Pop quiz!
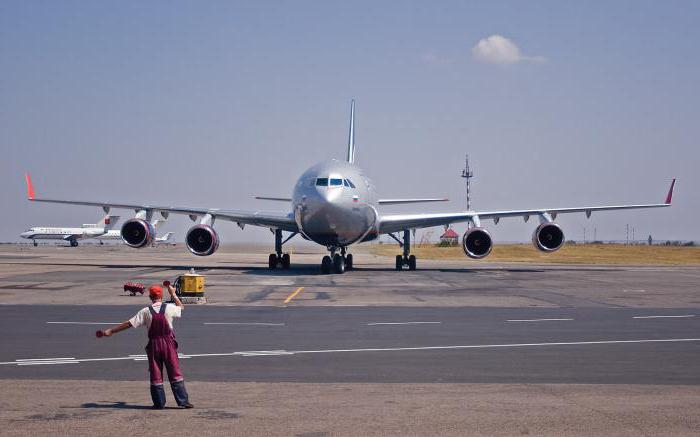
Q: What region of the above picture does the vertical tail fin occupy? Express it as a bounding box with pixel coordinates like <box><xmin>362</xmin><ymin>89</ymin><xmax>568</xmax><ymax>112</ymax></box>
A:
<box><xmin>103</xmin><ymin>215</ymin><xmax>120</xmax><ymax>231</ymax></box>
<box><xmin>346</xmin><ymin>100</ymin><xmax>355</xmax><ymax>163</ymax></box>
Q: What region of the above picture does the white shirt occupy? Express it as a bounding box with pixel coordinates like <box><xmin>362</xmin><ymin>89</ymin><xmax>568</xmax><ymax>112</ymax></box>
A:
<box><xmin>129</xmin><ymin>302</ymin><xmax>182</xmax><ymax>333</ymax></box>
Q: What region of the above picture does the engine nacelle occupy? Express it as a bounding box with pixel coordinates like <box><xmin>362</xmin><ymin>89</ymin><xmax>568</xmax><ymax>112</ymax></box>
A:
<box><xmin>462</xmin><ymin>227</ymin><xmax>493</xmax><ymax>259</ymax></box>
<box><xmin>185</xmin><ymin>224</ymin><xmax>219</xmax><ymax>256</ymax></box>
<box><xmin>532</xmin><ymin>222</ymin><xmax>565</xmax><ymax>252</ymax></box>
<box><xmin>121</xmin><ymin>219</ymin><xmax>155</xmax><ymax>248</ymax></box>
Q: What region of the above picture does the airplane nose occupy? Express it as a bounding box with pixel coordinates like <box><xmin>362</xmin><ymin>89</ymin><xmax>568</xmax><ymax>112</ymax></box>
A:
<box><xmin>316</xmin><ymin>187</ymin><xmax>341</xmax><ymax>203</ymax></box>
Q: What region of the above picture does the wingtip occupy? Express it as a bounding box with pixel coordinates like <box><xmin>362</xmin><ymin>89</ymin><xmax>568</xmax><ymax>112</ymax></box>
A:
<box><xmin>665</xmin><ymin>178</ymin><xmax>676</xmax><ymax>205</ymax></box>
<box><xmin>24</xmin><ymin>173</ymin><xmax>35</xmax><ymax>200</ymax></box>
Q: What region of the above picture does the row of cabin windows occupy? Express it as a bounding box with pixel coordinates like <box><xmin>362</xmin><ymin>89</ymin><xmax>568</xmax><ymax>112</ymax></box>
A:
<box><xmin>315</xmin><ymin>177</ymin><xmax>356</xmax><ymax>188</ymax></box>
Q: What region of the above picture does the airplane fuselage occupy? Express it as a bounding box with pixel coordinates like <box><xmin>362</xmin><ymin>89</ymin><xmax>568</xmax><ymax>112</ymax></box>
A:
<box><xmin>293</xmin><ymin>160</ymin><xmax>379</xmax><ymax>247</ymax></box>
<box><xmin>20</xmin><ymin>227</ymin><xmax>104</xmax><ymax>240</ymax></box>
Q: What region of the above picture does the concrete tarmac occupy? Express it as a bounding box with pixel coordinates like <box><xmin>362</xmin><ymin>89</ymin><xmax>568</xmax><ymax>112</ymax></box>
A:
<box><xmin>1</xmin><ymin>245</ymin><xmax>700</xmax><ymax>435</ymax></box>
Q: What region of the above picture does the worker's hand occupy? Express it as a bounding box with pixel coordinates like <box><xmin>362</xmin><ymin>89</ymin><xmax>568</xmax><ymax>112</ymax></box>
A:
<box><xmin>167</xmin><ymin>285</ymin><xmax>176</xmax><ymax>296</ymax></box>
<box><xmin>103</xmin><ymin>329</ymin><xmax>112</xmax><ymax>337</ymax></box>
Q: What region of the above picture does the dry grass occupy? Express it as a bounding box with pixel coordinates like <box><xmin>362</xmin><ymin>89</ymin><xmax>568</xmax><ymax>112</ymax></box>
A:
<box><xmin>371</xmin><ymin>243</ymin><xmax>700</xmax><ymax>265</ymax></box>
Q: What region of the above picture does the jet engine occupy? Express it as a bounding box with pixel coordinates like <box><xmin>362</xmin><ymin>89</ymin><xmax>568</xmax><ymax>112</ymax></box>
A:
<box><xmin>532</xmin><ymin>222</ymin><xmax>565</xmax><ymax>252</ymax></box>
<box><xmin>462</xmin><ymin>227</ymin><xmax>493</xmax><ymax>259</ymax></box>
<box><xmin>121</xmin><ymin>219</ymin><xmax>155</xmax><ymax>248</ymax></box>
<box><xmin>185</xmin><ymin>224</ymin><xmax>219</xmax><ymax>256</ymax></box>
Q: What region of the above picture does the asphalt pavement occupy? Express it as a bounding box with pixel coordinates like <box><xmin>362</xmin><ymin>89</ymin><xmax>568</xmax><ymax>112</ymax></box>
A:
<box><xmin>2</xmin><ymin>305</ymin><xmax>698</xmax><ymax>384</ymax></box>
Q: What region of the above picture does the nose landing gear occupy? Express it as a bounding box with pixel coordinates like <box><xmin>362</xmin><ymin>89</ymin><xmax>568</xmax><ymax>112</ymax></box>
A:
<box><xmin>321</xmin><ymin>247</ymin><xmax>352</xmax><ymax>274</ymax></box>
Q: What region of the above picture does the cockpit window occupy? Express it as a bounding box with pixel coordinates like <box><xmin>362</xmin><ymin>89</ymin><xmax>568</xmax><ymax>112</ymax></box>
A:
<box><xmin>343</xmin><ymin>179</ymin><xmax>350</xmax><ymax>187</ymax></box>
<box><xmin>330</xmin><ymin>178</ymin><xmax>343</xmax><ymax>186</ymax></box>
<box><xmin>345</xmin><ymin>179</ymin><xmax>356</xmax><ymax>188</ymax></box>
<box><xmin>316</xmin><ymin>178</ymin><xmax>328</xmax><ymax>186</ymax></box>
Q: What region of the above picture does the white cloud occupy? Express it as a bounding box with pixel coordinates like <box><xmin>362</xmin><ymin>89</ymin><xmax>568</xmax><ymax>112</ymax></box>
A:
<box><xmin>471</xmin><ymin>35</ymin><xmax>546</xmax><ymax>65</ymax></box>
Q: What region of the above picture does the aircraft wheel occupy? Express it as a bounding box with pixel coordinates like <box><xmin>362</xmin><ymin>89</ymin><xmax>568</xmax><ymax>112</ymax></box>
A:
<box><xmin>268</xmin><ymin>254</ymin><xmax>278</xmax><ymax>269</ymax></box>
<box><xmin>281</xmin><ymin>253</ymin><xmax>291</xmax><ymax>269</ymax></box>
<box><xmin>321</xmin><ymin>255</ymin><xmax>332</xmax><ymax>274</ymax></box>
<box><xmin>395</xmin><ymin>255</ymin><xmax>403</xmax><ymax>271</ymax></box>
<box><xmin>333</xmin><ymin>254</ymin><xmax>345</xmax><ymax>274</ymax></box>
<box><xmin>408</xmin><ymin>255</ymin><xmax>417</xmax><ymax>271</ymax></box>
<box><xmin>33</xmin><ymin>241</ymin><xmax>38</xmax><ymax>247</ymax></box>
<box><xmin>345</xmin><ymin>254</ymin><xmax>353</xmax><ymax>270</ymax></box>
<box><xmin>70</xmin><ymin>240</ymin><xmax>79</xmax><ymax>247</ymax></box>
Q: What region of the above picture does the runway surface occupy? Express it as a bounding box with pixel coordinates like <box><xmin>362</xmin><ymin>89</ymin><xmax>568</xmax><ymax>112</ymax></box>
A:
<box><xmin>2</xmin><ymin>305</ymin><xmax>699</xmax><ymax>384</ymax></box>
<box><xmin>2</xmin><ymin>247</ymin><xmax>700</xmax><ymax>435</ymax></box>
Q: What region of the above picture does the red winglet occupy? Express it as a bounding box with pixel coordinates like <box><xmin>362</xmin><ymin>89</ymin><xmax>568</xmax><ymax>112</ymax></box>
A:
<box><xmin>665</xmin><ymin>178</ymin><xmax>676</xmax><ymax>205</ymax></box>
<box><xmin>25</xmin><ymin>173</ymin><xmax>35</xmax><ymax>200</ymax></box>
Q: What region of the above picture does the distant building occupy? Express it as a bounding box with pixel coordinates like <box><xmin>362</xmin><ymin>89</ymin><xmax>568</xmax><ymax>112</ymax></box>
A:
<box><xmin>439</xmin><ymin>228</ymin><xmax>459</xmax><ymax>246</ymax></box>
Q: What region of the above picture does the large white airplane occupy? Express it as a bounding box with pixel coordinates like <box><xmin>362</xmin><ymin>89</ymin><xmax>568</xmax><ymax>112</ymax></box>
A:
<box><xmin>20</xmin><ymin>215</ymin><xmax>121</xmax><ymax>247</ymax></box>
<box><xmin>25</xmin><ymin>101</ymin><xmax>675</xmax><ymax>273</ymax></box>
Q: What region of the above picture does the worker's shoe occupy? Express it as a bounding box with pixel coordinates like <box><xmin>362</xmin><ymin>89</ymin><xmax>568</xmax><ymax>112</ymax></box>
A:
<box><xmin>150</xmin><ymin>384</ymin><xmax>166</xmax><ymax>409</ymax></box>
<box><xmin>171</xmin><ymin>380</ymin><xmax>194</xmax><ymax>409</ymax></box>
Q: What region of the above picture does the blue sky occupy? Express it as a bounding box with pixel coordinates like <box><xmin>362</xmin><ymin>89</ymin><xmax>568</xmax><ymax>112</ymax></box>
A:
<box><xmin>1</xmin><ymin>1</ymin><xmax>698</xmax><ymax>244</ymax></box>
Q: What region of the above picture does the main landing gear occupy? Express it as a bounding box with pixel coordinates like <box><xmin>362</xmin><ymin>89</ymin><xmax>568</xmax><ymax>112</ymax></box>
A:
<box><xmin>393</xmin><ymin>229</ymin><xmax>416</xmax><ymax>271</ymax></box>
<box><xmin>268</xmin><ymin>229</ymin><xmax>295</xmax><ymax>270</ymax></box>
<box><xmin>321</xmin><ymin>247</ymin><xmax>353</xmax><ymax>274</ymax></box>
<box><xmin>69</xmin><ymin>239</ymin><xmax>79</xmax><ymax>248</ymax></box>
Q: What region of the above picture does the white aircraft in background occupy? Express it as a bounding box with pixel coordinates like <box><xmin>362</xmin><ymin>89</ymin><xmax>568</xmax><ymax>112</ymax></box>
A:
<box><xmin>24</xmin><ymin>101</ymin><xmax>675</xmax><ymax>273</ymax></box>
<box><xmin>20</xmin><ymin>215</ymin><xmax>121</xmax><ymax>247</ymax></box>
<box><xmin>21</xmin><ymin>217</ymin><xmax>173</xmax><ymax>247</ymax></box>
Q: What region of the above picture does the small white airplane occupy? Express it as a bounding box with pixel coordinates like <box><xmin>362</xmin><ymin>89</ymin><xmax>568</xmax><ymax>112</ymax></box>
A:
<box><xmin>24</xmin><ymin>101</ymin><xmax>675</xmax><ymax>273</ymax></box>
<box><xmin>20</xmin><ymin>215</ymin><xmax>121</xmax><ymax>247</ymax></box>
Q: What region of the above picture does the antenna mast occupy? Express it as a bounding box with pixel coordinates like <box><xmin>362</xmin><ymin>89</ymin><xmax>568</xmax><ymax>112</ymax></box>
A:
<box><xmin>461</xmin><ymin>154</ymin><xmax>474</xmax><ymax>228</ymax></box>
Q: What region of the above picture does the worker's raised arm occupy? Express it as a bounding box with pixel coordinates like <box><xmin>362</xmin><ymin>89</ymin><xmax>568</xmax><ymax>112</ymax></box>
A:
<box><xmin>102</xmin><ymin>321</ymin><xmax>132</xmax><ymax>337</ymax></box>
<box><xmin>166</xmin><ymin>284</ymin><xmax>184</xmax><ymax>309</ymax></box>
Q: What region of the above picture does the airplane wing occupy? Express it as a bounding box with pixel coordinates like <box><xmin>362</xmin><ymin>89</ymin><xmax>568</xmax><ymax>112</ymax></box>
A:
<box><xmin>255</xmin><ymin>196</ymin><xmax>292</xmax><ymax>202</ymax></box>
<box><xmin>25</xmin><ymin>174</ymin><xmax>298</xmax><ymax>232</ymax></box>
<box><xmin>378</xmin><ymin>198</ymin><xmax>449</xmax><ymax>205</ymax></box>
<box><xmin>378</xmin><ymin>179</ymin><xmax>675</xmax><ymax>235</ymax></box>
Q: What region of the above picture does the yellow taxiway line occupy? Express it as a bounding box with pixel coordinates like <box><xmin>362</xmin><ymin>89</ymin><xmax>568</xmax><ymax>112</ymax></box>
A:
<box><xmin>284</xmin><ymin>287</ymin><xmax>305</xmax><ymax>304</ymax></box>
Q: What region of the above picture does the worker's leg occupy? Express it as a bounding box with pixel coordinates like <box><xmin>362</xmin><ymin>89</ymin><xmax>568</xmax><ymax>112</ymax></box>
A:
<box><xmin>170</xmin><ymin>380</ymin><xmax>193</xmax><ymax>408</ymax></box>
<box><xmin>164</xmin><ymin>342</ymin><xmax>193</xmax><ymax>408</ymax></box>
<box><xmin>147</xmin><ymin>347</ymin><xmax>166</xmax><ymax>409</ymax></box>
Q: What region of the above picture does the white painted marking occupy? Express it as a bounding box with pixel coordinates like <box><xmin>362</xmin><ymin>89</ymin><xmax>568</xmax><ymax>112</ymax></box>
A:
<box><xmin>633</xmin><ymin>315</ymin><xmax>695</xmax><ymax>319</ymax></box>
<box><xmin>46</xmin><ymin>322</ymin><xmax>120</xmax><ymax>325</ymax></box>
<box><xmin>204</xmin><ymin>322</ymin><xmax>285</xmax><ymax>326</ymax></box>
<box><xmin>3</xmin><ymin>338</ymin><xmax>698</xmax><ymax>366</ymax></box>
<box><xmin>16</xmin><ymin>357</ymin><xmax>75</xmax><ymax>361</ymax></box>
<box><xmin>367</xmin><ymin>321</ymin><xmax>442</xmax><ymax>326</ymax></box>
<box><xmin>506</xmin><ymin>318</ymin><xmax>574</xmax><ymax>322</ymax></box>
<box><xmin>234</xmin><ymin>350</ymin><xmax>294</xmax><ymax>357</ymax></box>
<box><xmin>17</xmin><ymin>360</ymin><xmax>80</xmax><ymax>366</ymax></box>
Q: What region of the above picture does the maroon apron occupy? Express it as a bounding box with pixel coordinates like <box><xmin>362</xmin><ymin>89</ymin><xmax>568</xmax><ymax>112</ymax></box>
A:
<box><xmin>146</xmin><ymin>303</ymin><xmax>183</xmax><ymax>385</ymax></box>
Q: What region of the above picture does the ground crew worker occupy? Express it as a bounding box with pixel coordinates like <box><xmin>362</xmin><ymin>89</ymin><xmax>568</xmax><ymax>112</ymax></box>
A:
<box><xmin>99</xmin><ymin>282</ymin><xmax>194</xmax><ymax>409</ymax></box>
